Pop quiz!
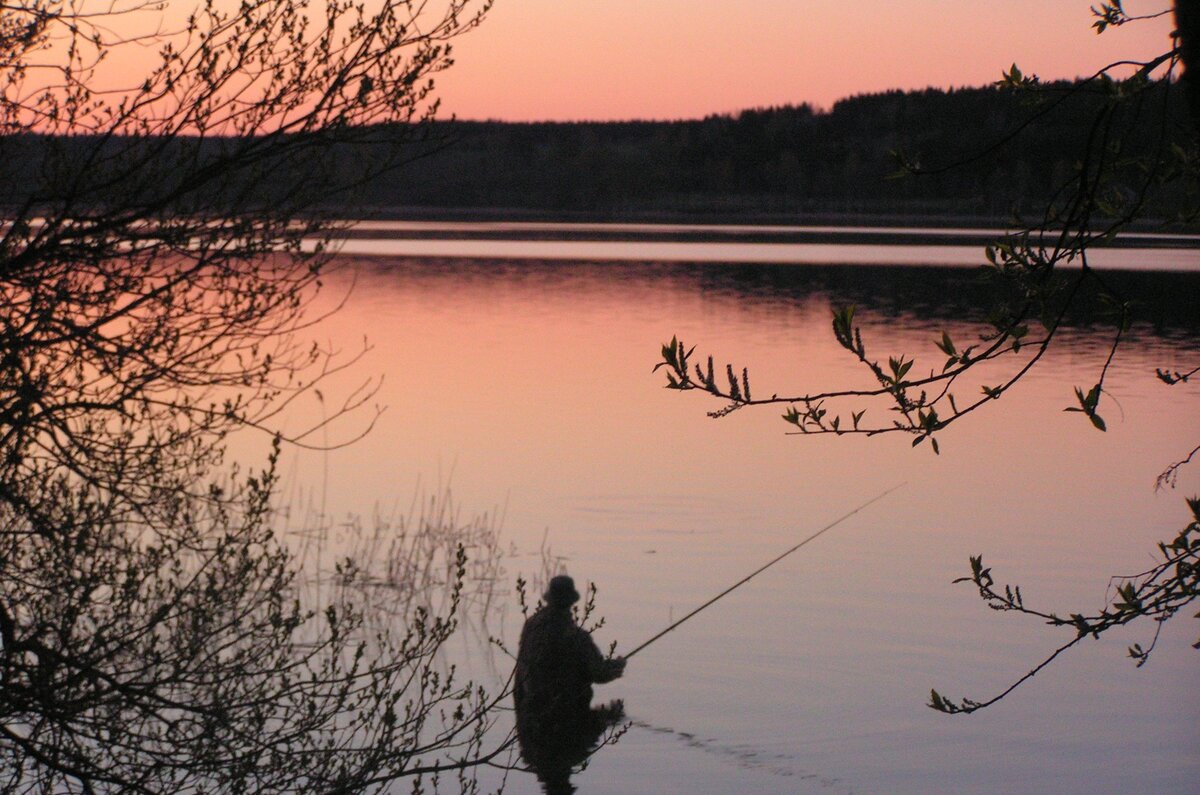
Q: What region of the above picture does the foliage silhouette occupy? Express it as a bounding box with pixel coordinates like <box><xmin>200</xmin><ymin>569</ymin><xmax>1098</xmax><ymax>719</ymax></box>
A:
<box><xmin>656</xmin><ymin>2</ymin><xmax>1200</xmax><ymax>712</ymax></box>
<box><xmin>0</xmin><ymin>2</ymin><xmax>529</xmax><ymax>792</ymax></box>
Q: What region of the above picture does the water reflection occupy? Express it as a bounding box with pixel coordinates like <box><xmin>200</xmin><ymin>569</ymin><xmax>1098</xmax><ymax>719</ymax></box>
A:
<box><xmin>348</xmin><ymin>256</ymin><xmax>1200</xmax><ymax>333</ymax></box>
<box><xmin>295</xmin><ymin>256</ymin><xmax>1200</xmax><ymax>794</ymax></box>
<box><xmin>516</xmin><ymin>700</ymin><xmax>625</xmax><ymax>794</ymax></box>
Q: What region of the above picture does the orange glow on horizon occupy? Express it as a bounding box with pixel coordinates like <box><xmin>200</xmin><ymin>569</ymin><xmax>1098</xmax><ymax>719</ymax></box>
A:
<box><xmin>435</xmin><ymin>0</ymin><xmax>1179</xmax><ymax>121</ymax></box>
<box><xmin>11</xmin><ymin>2</ymin><xmax>1179</xmax><ymax>126</ymax></box>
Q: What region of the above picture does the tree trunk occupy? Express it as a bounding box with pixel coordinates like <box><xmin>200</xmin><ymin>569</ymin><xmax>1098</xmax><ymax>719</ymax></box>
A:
<box><xmin>1177</xmin><ymin>0</ymin><xmax>1200</xmax><ymax>136</ymax></box>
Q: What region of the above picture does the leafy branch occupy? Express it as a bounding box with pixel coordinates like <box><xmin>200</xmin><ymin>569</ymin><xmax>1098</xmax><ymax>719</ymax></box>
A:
<box><xmin>657</xmin><ymin>5</ymin><xmax>1199</xmax><ymax>714</ymax></box>
<box><xmin>656</xmin><ymin>258</ymin><xmax>1109</xmax><ymax>456</ymax></box>
<box><xmin>931</xmin><ymin>498</ymin><xmax>1200</xmax><ymax>714</ymax></box>
<box><xmin>1091</xmin><ymin>1</ymin><xmax>1175</xmax><ymax>35</ymax></box>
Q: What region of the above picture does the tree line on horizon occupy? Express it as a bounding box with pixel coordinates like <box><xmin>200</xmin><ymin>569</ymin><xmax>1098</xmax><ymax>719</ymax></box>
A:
<box><xmin>386</xmin><ymin>79</ymin><xmax>1192</xmax><ymax>220</ymax></box>
<box><xmin>4</xmin><ymin>79</ymin><xmax>1192</xmax><ymax>223</ymax></box>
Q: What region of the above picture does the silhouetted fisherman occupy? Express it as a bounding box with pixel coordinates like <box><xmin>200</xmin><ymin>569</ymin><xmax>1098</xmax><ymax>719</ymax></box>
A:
<box><xmin>514</xmin><ymin>575</ymin><xmax>626</xmax><ymax>794</ymax></box>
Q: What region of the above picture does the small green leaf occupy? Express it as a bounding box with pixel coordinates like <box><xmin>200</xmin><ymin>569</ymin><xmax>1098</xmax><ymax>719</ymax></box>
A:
<box><xmin>936</xmin><ymin>331</ymin><xmax>957</xmax><ymax>356</ymax></box>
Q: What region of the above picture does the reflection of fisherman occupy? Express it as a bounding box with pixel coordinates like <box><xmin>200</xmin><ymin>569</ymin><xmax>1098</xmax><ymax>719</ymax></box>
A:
<box><xmin>514</xmin><ymin>575</ymin><xmax>626</xmax><ymax>794</ymax></box>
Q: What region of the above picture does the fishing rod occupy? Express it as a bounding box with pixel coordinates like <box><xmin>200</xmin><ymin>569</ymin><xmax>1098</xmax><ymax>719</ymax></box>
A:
<box><xmin>623</xmin><ymin>482</ymin><xmax>905</xmax><ymax>659</ymax></box>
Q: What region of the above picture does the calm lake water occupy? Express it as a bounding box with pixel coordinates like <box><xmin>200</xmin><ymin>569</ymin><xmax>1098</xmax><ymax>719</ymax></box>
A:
<box><xmin>275</xmin><ymin>229</ymin><xmax>1199</xmax><ymax>795</ymax></box>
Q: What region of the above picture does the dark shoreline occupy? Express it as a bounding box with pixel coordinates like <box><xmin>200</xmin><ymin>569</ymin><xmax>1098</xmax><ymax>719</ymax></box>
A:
<box><xmin>329</xmin><ymin>210</ymin><xmax>1200</xmax><ymax>250</ymax></box>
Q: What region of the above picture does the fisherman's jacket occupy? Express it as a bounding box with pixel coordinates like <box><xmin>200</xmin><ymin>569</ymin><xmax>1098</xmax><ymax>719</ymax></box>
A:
<box><xmin>514</xmin><ymin>606</ymin><xmax>617</xmax><ymax>716</ymax></box>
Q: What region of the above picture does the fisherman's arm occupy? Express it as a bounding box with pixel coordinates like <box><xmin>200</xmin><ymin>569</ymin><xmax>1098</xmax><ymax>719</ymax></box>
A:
<box><xmin>579</xmin><ymin>631</ymin><xmax>626</xmax><ymax>683</ymax></box>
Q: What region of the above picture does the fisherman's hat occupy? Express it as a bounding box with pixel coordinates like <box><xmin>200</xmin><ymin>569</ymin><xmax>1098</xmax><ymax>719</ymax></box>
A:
<box><xmin>544</xmin><ymin>575</ymin><xmax>580</xmax><ymax>607</ymax></box>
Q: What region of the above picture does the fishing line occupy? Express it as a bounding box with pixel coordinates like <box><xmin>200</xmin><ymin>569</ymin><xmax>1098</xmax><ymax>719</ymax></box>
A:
<box><xmin>624</xmin><ymin>482</ymin><xmax>905</xmax><ymax>659</ymax></box>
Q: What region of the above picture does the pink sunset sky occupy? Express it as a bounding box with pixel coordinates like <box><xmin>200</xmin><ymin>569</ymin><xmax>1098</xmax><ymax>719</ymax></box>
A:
<box><xmin>435</xmin><ymin>0</ymin><xmax>1178</xmax><ymax>121</ymax></box>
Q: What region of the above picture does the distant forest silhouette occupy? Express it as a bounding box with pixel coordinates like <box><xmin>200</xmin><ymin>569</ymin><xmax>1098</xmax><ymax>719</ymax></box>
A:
<box><xmin>5</xmin><ymin>81</ymin><xmax>1190</xmax><ymax>223</ymax></box>
<box><xmin>384</xmin><ymin>80</ymin><xmax>1189</xmax><ymax>222</ymax></box>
